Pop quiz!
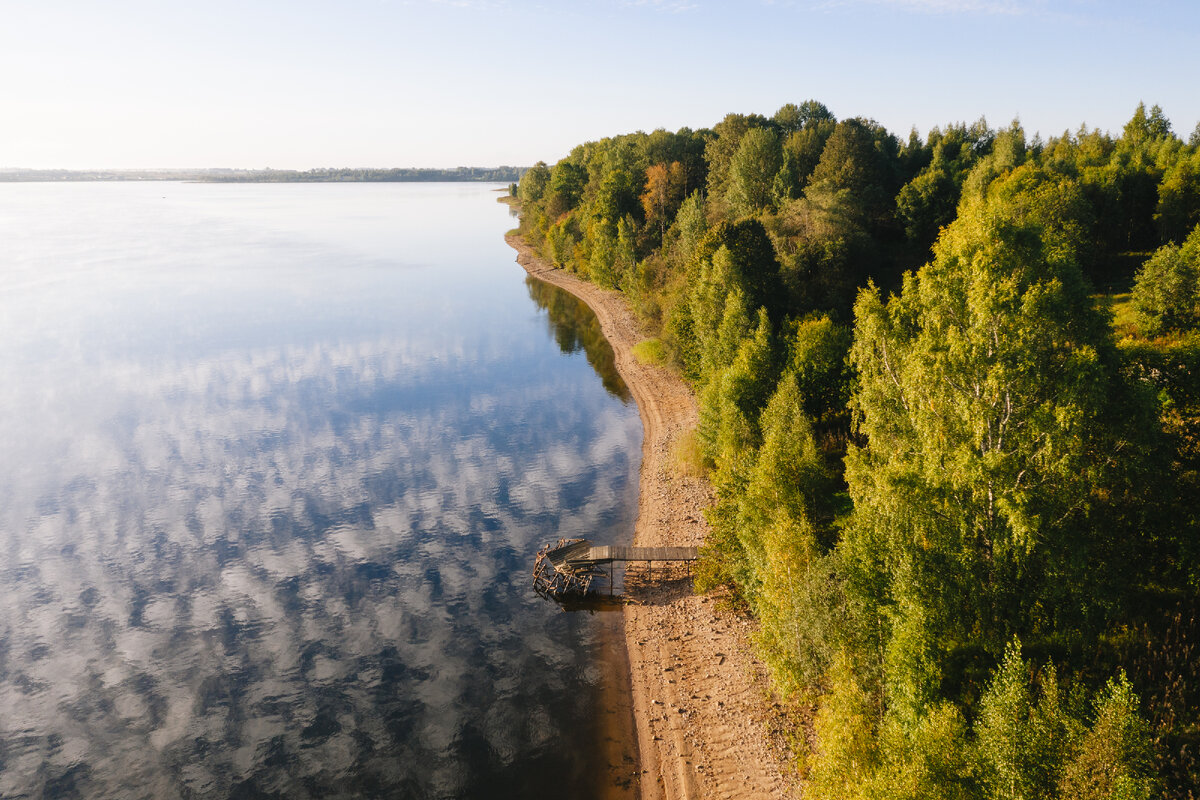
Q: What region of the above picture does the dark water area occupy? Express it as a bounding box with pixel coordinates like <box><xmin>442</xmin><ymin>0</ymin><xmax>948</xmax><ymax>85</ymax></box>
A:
<box><xmin>524</xmin><ymin>277</ymin><xmax>630</xmax><ymax>405</ymax></box>
<box><xmin>0</xmin><ymin>184</ymin><xmax>642</xmax><ymax>798</ymax></box>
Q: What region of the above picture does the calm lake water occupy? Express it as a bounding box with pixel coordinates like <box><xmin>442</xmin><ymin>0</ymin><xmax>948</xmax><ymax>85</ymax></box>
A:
<box><xmin>0</xmin><ymin>183</ymin><xmax>642</xmax><ymax>799</ymax></box>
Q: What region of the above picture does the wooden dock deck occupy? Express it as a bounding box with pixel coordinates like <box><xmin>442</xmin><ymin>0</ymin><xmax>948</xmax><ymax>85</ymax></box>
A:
<box><xmin>566</xmin><ymin>544</ymin><xmax>699</xmax><ymax>564</ymax></box>
<box><xmin>534</xmin><ymin>538</ymin><xmax>698</xmax><ymax>597</ymax></box>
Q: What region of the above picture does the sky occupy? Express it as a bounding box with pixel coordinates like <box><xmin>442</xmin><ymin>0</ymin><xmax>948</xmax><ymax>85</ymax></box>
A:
<box><xmin>1</xmin><ymin>0</ymin><xmax>1197</xmax><ymax>169</ymax></box>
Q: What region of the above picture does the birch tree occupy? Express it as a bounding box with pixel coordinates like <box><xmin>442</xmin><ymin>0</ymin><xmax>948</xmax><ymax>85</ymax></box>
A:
<box><xmin>842</xmin><ymin>183</ymin><xmax>1156</xmax><ymax>716</ymax></box>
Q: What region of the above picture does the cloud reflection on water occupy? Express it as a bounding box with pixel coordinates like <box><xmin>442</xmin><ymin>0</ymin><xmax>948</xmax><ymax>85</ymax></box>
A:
<box><xmin>0</xmin><ymin>184</ymin><xmax>641</xmax><ymax>799</ymax></box>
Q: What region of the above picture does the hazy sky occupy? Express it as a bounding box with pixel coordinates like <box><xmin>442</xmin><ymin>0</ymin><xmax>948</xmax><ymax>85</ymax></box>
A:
<box><xmin>2</xmin><ymin>0</ymin><xmax>1196</xmax><ymax>169</ymax></box>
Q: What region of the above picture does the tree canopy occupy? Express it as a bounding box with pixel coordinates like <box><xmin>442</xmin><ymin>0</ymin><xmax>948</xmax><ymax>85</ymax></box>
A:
<box><xmin>513</xmin><ymin>100</ymin><xmax>1200</xmax><ymax>798</ymax></box>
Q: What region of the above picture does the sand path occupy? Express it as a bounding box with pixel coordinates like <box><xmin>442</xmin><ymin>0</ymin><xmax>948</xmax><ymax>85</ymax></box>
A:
<box><xmin>504</xmin><ymin>227</ymin><xmax>797</xmax><ymax>800</ymax></box>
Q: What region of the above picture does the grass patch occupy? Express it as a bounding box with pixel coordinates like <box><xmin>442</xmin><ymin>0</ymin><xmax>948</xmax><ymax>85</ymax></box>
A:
<box><xmin>670</xmin><ymin>428</ymin><xmax>707</xmax><ymax>478</ymax></box>
<box><xmin>632</xmin><ymin>337</ymin><xmax>666</xmax><ymax>365</ymax></box>
<box><xmin>1099</xmin><ymin>292</ymin><xmax>1141</xmax><ymax>340</ymax></box>
<box><xmin>1100</xmin><ymin>291</ymin><xmax>1200</xmax><ymax>348</ymax></box>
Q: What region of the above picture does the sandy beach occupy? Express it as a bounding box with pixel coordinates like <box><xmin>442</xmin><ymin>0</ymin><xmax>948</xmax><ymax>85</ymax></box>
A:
<box><xmin>503</xmin><ymin>220</ymin><xmax>798</xmax><ymax>800</ymax></box>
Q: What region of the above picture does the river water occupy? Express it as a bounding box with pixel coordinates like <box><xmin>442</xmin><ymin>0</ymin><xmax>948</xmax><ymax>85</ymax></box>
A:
<box><xmin>0</xmin><ymin>183</ymin><xmax>642</xmax><ymax>799</ymax></box>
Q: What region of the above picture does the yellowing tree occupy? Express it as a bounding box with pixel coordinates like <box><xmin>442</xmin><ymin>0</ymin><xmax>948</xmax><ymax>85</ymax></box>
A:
<box><xmin>640</xmin><ymin>161</ymin><xmax>686</xmax><ymax>242</ymax></box>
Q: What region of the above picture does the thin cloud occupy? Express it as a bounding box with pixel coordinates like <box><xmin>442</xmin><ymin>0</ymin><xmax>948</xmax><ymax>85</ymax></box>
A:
<box><xmin>620</xmin><ymin>0</ymin><xmax>701</xmax><ymax>11</ymax></box>
<box><xmin>403</xmin><ymin>0</ymin><xmax>513</xmax><ymax>9</ymax></box>
<box><xmin>807</xmin><ymin>0</ymin><xmax>1031</xmax><ymax>13</ymax></box>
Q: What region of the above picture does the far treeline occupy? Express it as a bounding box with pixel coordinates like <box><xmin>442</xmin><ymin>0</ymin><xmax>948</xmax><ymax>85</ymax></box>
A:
<box><xmin>0</xmin><ymin>166</ymin><xmax>526</xmax><ymax>183</ymax></box>
<box><xmin>513</xmin><ymin>101</ymin><xmax>1200</xmax><ymax>799</ymax></box>
<box><xmin>201</xmin><ymin>166</ymin><xmax>526</xmax><ymax>183</ymax></box>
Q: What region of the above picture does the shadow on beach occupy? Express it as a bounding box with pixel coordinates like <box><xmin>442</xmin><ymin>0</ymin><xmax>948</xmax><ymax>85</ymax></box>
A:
<box><xmin>534</xmin><ymin>562</ymin><xmax>696</xmax><ymax>611</ymax></box>
<box><xmin>621</xmin><ymin>563</ymin><xmax>696</xmax><ymax>607</ymax></box>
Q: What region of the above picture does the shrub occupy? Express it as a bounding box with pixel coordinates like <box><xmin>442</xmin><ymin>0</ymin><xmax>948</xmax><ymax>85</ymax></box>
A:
<box><xmin>1132</xmin><ymin>225</ymin><xmax>1200</xmax><ymax>336</ymax></box>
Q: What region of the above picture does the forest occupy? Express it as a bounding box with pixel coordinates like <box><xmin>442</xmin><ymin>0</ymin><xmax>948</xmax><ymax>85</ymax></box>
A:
<box><xmin>513</xmin><ymin>101</ymin><xmax>1200</xmax><ymax>799</ymax></box>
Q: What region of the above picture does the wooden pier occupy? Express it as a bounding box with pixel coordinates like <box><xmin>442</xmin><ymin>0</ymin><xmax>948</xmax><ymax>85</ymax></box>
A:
<box><xmin>532</xmin><ymin>538</ymin><xmax>699</xmax><ymax>597</ymax></box>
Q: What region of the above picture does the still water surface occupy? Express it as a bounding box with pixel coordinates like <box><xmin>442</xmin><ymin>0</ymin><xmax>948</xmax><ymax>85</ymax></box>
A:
<box><xmin>0</xmin><ymin>183</ymin><xmax>641</xmax><ymax>798</ymax></box>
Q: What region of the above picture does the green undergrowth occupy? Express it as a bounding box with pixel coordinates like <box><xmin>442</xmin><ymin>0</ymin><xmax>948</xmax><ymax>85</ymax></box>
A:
<box><xmin>632</xmin><ymin>337</ymin><xmax>666</xmax><ymax>365</ymax></box>
<box><xmin>669</xmin><ymin>427</ymin><xmax>707</xmax><ymax>478</ymax></box>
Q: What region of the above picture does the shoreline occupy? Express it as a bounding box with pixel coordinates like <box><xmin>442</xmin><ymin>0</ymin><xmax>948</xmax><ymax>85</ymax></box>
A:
<box><xmin>502</xmin><ymin>219</ymin><xmax>797</xmax><ymax>799</ymax></box>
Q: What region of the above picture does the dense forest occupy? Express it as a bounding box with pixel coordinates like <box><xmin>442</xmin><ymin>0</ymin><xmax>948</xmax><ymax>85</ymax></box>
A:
<box><xmin>513</xmin><ymin>101</ymin><xmax>1200</xmax><ymax>799</ymax></box>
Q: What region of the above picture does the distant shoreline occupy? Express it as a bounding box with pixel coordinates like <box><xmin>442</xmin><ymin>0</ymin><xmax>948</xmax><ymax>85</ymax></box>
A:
<box><xmin>0</xmin><ymin>167</ymin><xmax>525</xmax><ymax>183</ymax></box>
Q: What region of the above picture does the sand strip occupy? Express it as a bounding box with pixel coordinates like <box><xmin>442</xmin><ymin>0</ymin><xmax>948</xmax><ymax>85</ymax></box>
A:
<box><xmin>503</xmin><ymin>226</ymin><xmax>797</xmax><ymax>800</ymax></box>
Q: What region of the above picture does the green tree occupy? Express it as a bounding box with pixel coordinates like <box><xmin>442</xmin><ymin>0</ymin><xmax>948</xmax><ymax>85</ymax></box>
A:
<box><xmin>1155</xmin><ymin>149</ymin><xmax>1200</xmax><ymax>243</ymax></box>
<box><xmin>962</xmin><ymin>120</ymin><xmax>1029</xmax><ymax>200</ymax></box>
<box><xmin>615</xmin><ymin>214</ymin><xmax>637</xmax><ymax>285</ymax></box>
<box><xmin>1123</xmin><ymin>102</ymin><xmax>1173</xmax><ymax>148</ymax></box>
<box><xmin>894</xmin><ymin>121</ymin><xmax>990</xmax><ymax>259</ymax></box>
<box><xmin>592</xmin><ymin>167</ymin><xmax>641</xmax><ymax>228</ymax></box>
<box><xmin>843</xmin><ymin>183</ymin><xmax>1155</xmax><ymax>714</ymax></box>
<box><xmin>640</xmin><ymin>126</ymin><xmax>709</xmax><ymax>198</ymax></box>
<box><xmin>896</xmin><ymin>158</ymin><xmax>958</xmax><ymax>251</ymax></box>
<box><xmin>1131</xmin><ymin>225</ymin><xmax>1200</xmax><ymax>335</ymax></box>
<box><xmin>809</xmin><ymin>652</ymin><xmax>881</xmax><ymax>800</ymax></box>
<box><xmin>772</xmin><ymin>102</ymin><xmax>805</xmax><ymax>135</ymax></box>
<box><xmin>663</xmin><ymin>294</ymin><xmax>700</xmax><ymax>381</ymax></box>
<box><xmin>692</xmin><ymin>264</ymin><xmax>752</xmax><ymax>385</ymax></box>
<box><xmin>772</xmin><ymin>99</ymin><xmax>834</xmax><ymax>135</ymax></box>
<box><xmin>976</xmin><ymin>640</ymin><xmax>1073</xmax><ymax>800</ymax></box>
<box><xmin>870</xmin><ymin>702</ymin><xmax>978</xmax><ymax>800</ymax></box>
<box><xmin>785</xmin><ymin>314</ymin><xmax>852</xmax><ymax>426</ymax></box>
<box><xmin>796</xmin><ymin>99</ymin><xmax>836</xmax><ymax>128</ymax></box>
<box><xmin>667</xmin><ymin>190</ymin><xmax>707</xmax><ymax>270</ymax></box>
<box><xmin>985</xmin><ymin>163</ymin><xmax>1096</xmax><ymax>265</ymax></box>
<box><xmin>738</xmin><ymin>372</ymin><xmax>835</xmax><ymax>692</ymax></box>
<box><xmin>808</xmin><ymin>117</ymin><xmax>900</xmax><ymax>228</ymax></box>
<box><xmin>777</xmin><ymin>120</ymin><xmax>837</xmax><ymax>200</ymax></box>
<box><xmin>691</xmin><ymin>218</ymin><xmax>787</xmax><ymax>325</ymax></box>
<box><xmin>711</xmin><ymin>308</ymin><xmax>777</xmax><ymax>458</ymax></box>
<box><xmin>705</xmin><ymin>113</ymin><xmax>773</xmax><ymax>218</ymax></box>
<box><xmin>726</xmin><ymin>127</ymin><xmax>783</xmax><ymax>216</ymax></box>
<box><xmin>769</xmin><ymin>183</ymin><xmax>881</xmax><ymax>314</ymax></box>
<box><xmin>975</xmin><ymin>641</ymin><xmax>1156</xmax><ymax>800</ymax></box>
<box><xmin>544</xmin><ymin>160</ymin><xmax>586</xmax><ymax>219</ymax></box>
<box><xmin>545</xmin><ymin>216</ymin><xmax>579</xmax><ymax>268</ymax></box>
<box><xmin>1085</xmin><ymin>103</ymin><xmax>1182</xmax><ymax>254</ymax></box>
<box><xmin>517</xmin><ymin>161</ymin><xmax>550</xmax><ymax>205</ymax></box>
<box><xmin>1058</xmin><ymin>672</ymin><xmax>1156</xmax><ymax>800</ymax></box>
<box><xmin>587</xmin><ymin>219</ymin><xmax>618</xmax><ymax>287</ymax></box>
<box><xmin>695</xmin><ymin>307</ymin><xmax>778</xmax><ymax>593</ymax></box>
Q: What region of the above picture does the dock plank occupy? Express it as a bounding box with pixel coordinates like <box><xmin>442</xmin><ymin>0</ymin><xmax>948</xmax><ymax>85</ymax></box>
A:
<box><xmin>570</xmin><ymin>545</ymin><xmax>698</xmax><ymax>564</ymax></box>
